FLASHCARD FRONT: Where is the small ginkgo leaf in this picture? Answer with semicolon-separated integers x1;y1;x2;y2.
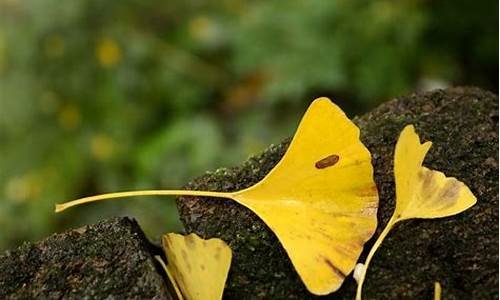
161;233;232;300
355;125;477;300
393;125;476;220
55;97;378;296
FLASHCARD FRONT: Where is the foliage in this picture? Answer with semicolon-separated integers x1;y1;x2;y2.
0;0;497;250
160;233;232;300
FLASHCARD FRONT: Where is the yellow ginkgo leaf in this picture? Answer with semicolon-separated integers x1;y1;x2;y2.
55;97;379;295
158;233;232;300
355;125;477;300
230;98;378;294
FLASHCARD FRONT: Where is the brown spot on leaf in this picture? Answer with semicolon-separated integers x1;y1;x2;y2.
315;154;340;169
321;256;346;279
332;242;359;258
421;169;435;190
439;180;461;208
200;264;206;271
317;230;334;242
357;185;378;197
214;246;222;260
420;170;439;200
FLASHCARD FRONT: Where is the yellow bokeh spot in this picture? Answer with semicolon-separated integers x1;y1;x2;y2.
96;38;122;68
90;134;115;161
189;16;218;43
58;104;81;130
5;173;42;203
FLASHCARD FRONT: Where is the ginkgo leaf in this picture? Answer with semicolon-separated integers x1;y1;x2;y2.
160;233;232;300
230;98;378;294
55;97;379;295
355;125;477;300
393;125;476;220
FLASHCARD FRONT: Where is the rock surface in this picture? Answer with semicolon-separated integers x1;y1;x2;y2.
1;87;497;300
177;87;499;299
0;217;171;300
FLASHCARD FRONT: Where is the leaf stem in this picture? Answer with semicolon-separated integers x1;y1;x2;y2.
55;189;233;213
355;216;398;300
154;255;184;300
434;282;441;300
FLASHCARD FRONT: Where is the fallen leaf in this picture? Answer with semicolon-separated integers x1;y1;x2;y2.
355;125;476;300
229;98;378;294
56;97;379;295
157;233;232;300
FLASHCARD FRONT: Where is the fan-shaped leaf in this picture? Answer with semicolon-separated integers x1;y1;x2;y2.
161;233;232;300
56;98;379;295
355;125;476;300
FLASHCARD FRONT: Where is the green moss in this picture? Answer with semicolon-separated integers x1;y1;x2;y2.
0;218;172;300
177;87;498;299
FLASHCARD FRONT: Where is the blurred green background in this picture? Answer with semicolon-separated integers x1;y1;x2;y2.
0;0;497;250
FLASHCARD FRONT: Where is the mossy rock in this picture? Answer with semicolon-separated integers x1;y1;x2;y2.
177;87;498;299
0;217;171;300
